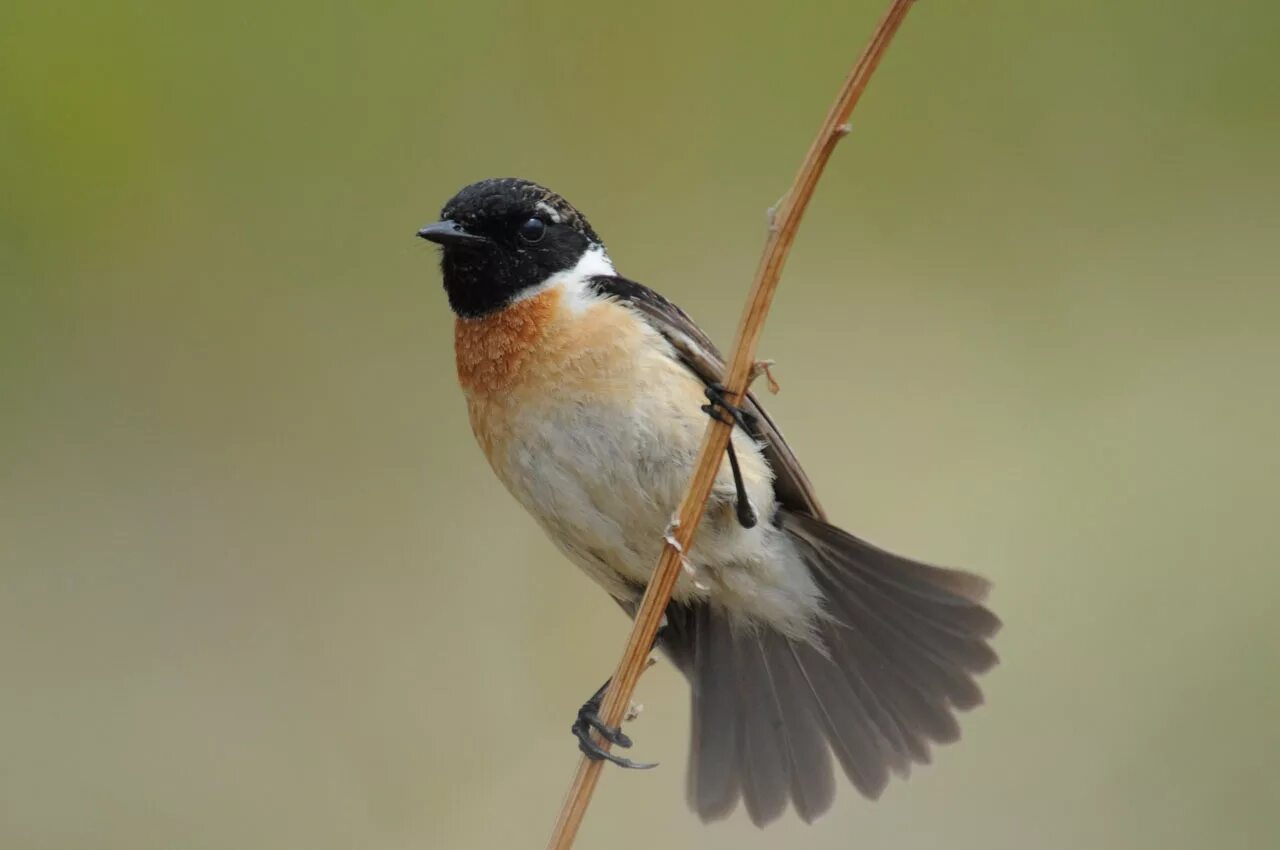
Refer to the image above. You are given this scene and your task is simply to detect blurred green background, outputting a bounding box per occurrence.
[3,1,1278,848]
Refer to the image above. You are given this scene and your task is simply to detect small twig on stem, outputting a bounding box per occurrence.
[752,359,782,394]
[545,1,919,847]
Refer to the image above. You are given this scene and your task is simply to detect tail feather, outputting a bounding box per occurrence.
[813,560,987,714]
[788,638,902,796]
[687,604,740,820]
[760,630,835,823]
[681,607,837,825]
[734,632,791,825]
[662,509,1000,826]
[789,511,997,715]
[795,514,1000,643]
[814,607,942,763]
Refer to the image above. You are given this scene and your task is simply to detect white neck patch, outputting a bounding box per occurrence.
[512,243,616,313]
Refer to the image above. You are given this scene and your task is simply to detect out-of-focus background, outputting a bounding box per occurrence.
[3,1,1278,848]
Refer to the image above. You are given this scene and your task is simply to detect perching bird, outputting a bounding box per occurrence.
[418,177,999,826]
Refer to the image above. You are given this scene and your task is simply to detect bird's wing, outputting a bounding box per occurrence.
[588,275,826,520]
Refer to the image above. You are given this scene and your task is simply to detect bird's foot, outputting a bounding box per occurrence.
[571,680,657,770]
[700,384,759,528]
[701,383,757,431]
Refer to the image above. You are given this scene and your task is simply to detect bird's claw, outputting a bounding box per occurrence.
[701,384,759,528]
[702,383,757,431]
[571,685,657,770]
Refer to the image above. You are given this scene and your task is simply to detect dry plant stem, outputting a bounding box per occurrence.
[545,1,918,847]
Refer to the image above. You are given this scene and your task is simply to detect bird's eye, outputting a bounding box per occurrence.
[517,217,546,243]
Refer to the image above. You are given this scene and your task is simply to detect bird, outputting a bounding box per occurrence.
[417,177,1000,827]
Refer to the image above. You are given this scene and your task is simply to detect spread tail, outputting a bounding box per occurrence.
[660,510,1000,826]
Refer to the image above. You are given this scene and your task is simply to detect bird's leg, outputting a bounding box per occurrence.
[701,383,760,529]
[570,636,663,770]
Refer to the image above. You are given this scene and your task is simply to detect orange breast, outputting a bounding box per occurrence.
[454,287,558,396]
[454,286,659,469]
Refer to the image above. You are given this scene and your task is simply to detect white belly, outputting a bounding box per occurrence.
[497,353,777,602]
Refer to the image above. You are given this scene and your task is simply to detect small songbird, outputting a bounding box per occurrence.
[418,177,999,826]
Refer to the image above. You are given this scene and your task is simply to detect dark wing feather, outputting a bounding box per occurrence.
[588,275,825,519]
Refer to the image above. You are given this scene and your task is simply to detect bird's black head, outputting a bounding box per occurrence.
[418,178,608,318]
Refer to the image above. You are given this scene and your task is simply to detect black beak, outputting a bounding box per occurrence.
[416,220,489,247]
